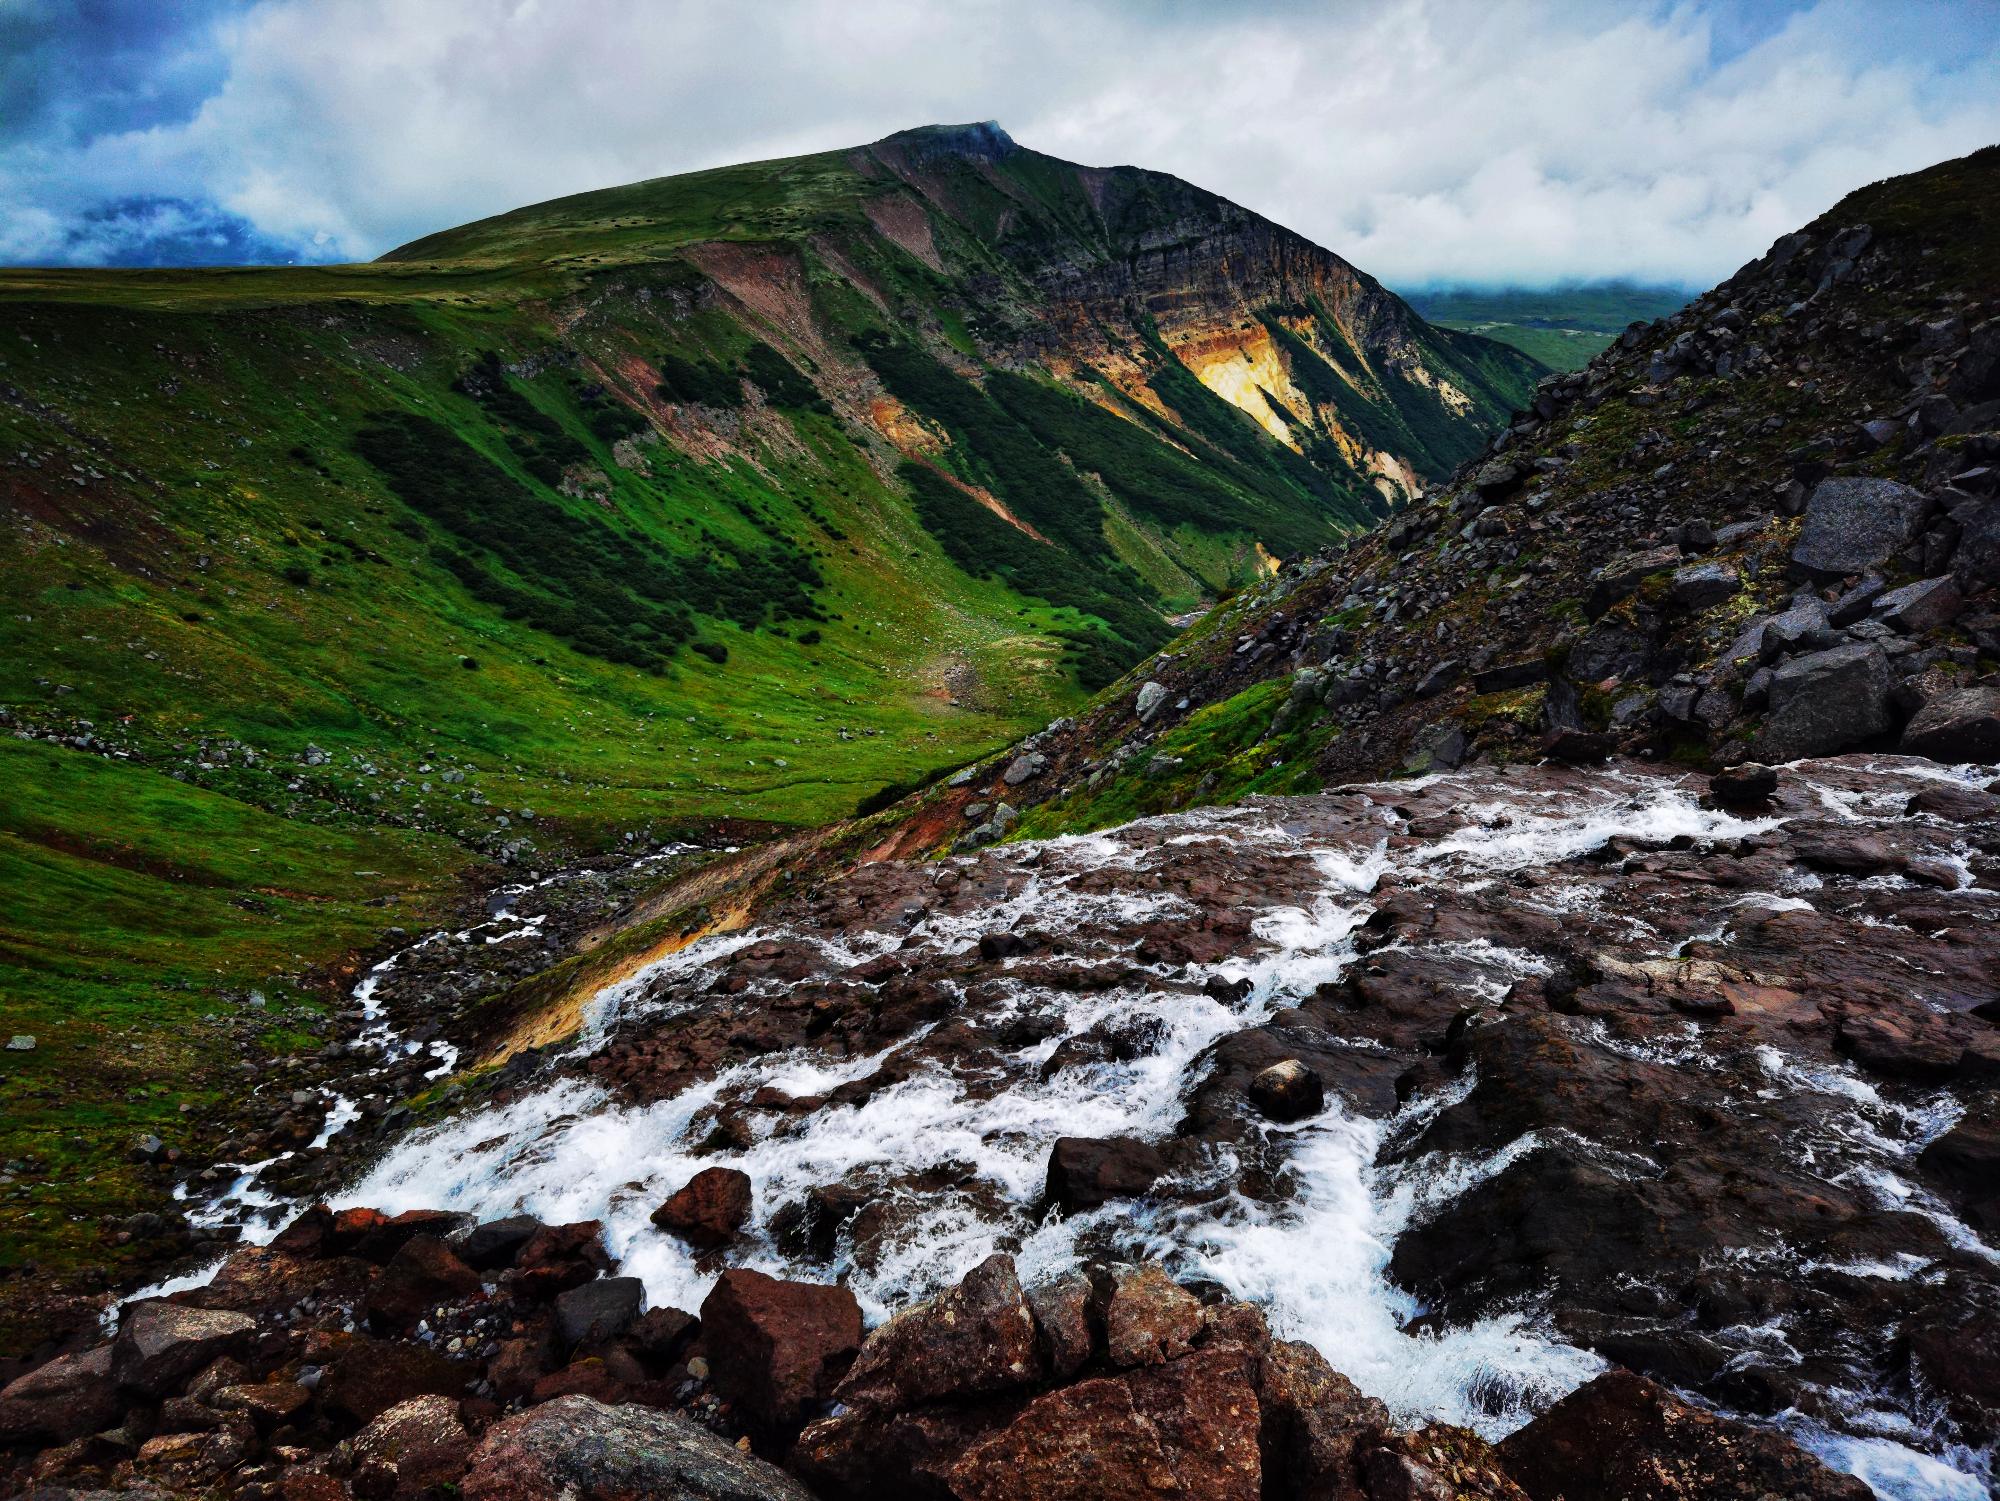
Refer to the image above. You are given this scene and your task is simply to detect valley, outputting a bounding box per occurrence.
[2,126,1998,1501]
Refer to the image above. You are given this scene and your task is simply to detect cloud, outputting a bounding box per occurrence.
[2,0,1997,287]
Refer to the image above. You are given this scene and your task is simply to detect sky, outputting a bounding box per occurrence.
[2,0,1997,290]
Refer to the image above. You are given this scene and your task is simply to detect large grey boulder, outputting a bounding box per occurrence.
[1791,477,1929,576]
[462,1395,814,1501]
[1134,681,1169,722]
[1757,642,1893,761]
[1900,686,2000,763]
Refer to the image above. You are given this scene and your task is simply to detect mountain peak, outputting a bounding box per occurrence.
[875,120,1018,163]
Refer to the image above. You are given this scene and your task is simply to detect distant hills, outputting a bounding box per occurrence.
[1405,282,1691,370]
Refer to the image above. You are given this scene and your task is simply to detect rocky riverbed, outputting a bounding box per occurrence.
[8,752,1994,1499]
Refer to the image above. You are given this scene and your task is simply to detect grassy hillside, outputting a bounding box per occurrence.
[0,123,1539,1309]
[1404,283,1691,371]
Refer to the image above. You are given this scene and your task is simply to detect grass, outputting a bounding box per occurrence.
[0,121,1547,1325]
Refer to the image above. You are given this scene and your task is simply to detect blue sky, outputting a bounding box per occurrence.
[3,0,1997,288]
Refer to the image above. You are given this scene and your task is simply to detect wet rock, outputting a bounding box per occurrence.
[511,1220,612,1298]
[1044,1136,1168,1212]
[112,1301,256,1398]
[1905,782,2000,821]
[0,1346,120,1443]
[556,1276,646,1351]
[1497,1368,1871,1500]
[947,1345,1262,1501]
[698,1268,861,1445]
[1541,727,1614,763]
[1756,642,1892,761]
[364,1235,480,1331]
[651,1165,754,1249]
[1917,1112,2000,1232]
[1104,1264,1204,1369]
[1247,1058,1325,1122]
[1900,686,2000,762]
[1790,476,1929,577]
[1708,763,1778,806]
[462,1394,814,1501]
[350,1394,474,1501]
[1836,1013,1965,1080]
[836,1253,1043,1410]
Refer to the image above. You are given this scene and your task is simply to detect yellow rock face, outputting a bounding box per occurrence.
[1179,327,1302,447]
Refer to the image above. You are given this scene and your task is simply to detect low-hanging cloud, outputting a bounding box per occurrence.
[2,0,1997,288]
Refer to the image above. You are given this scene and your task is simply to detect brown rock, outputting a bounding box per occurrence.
[0,1345,121,1443]
[836,1253,1043,1410]
[111,1301,257,1398]
[947,1345,1261,1501]
[318,1334,471,1426]
[1497,1368,1871,1500]
[350,1393,474,1501]
[698,1268,861,1445]
[651,1165,755,1248]
[1247,1058,1326,1122]
[1255,1337,1391,1498]
[1044,1136,1168,1213]
[510,1220,612,1299]
[364,1235,481,1331]
[1024,1270,1096,1380]
[212,1380,312,1425]
[462,1394,814,1501]
[1103,1263,1203,1369]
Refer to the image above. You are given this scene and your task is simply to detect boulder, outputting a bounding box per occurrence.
[462,1394,815,1501]
[112,1302,256,1398]
[1002,753,1047,787]
[1758,597,1838,661]
[1900,686,2000,762]
[1497,1368,1871,1500]
[1872,575,1963,633]
[698,1268,861,1444]
[1790,477,1929,576]
[835,1253,1043,1411]
[1103,1264,1204,1369]
[1708,764,1778,807]
[946,1345,1262,1501]
[511,1220,612,1298]
[1254,1337,1392,1495]
[1756,642,1892,761]
[1669,562,1739,611]
[1246,1058,1325,1122]
[0,1345,121,1443]
[318,1335,471,1426]
[1135,681,1169,722]
[1918,1113,2000,1233]
[1024,1271,1096,1380]
[651,1166,754,1249]
[363,1235,481,1331]
[457,1214,544,1270]
[555,1276,646,1350]
[350,1394,474,1501]
[1044,1136,1168,1213]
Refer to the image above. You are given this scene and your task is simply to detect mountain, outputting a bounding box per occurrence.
[2,143,1998,1501]
[1404,281,1692,371]
[953,145,2000,841]
[0,124,1538,1332]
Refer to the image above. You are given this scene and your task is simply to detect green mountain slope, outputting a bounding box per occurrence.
[0,123,1538,1300]
[1406,282,1691,371]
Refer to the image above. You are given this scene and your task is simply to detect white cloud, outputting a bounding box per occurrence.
[6,0,1998,286]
